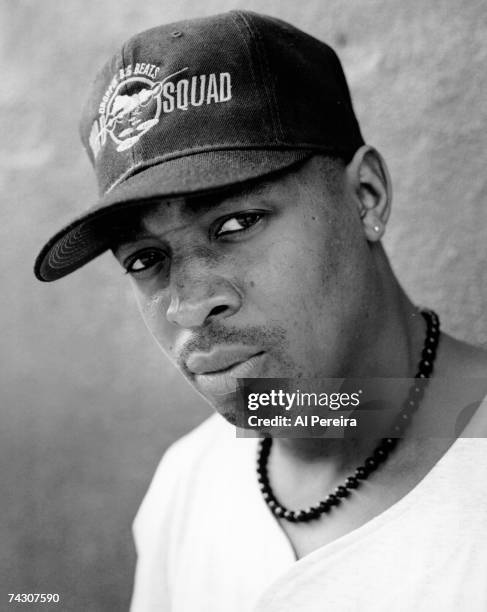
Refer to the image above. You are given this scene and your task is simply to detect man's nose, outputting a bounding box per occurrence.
[165,269,242,329]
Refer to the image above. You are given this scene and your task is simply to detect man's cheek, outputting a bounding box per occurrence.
[134,289,163,327]
[249,242,305,288]
[133,289,175,349]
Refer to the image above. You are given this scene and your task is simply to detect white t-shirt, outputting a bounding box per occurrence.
[130,406,487,612]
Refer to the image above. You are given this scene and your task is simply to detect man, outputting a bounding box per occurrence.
[34,11,487,612]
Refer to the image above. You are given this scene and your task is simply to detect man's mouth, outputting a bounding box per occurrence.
[186,348,266,397]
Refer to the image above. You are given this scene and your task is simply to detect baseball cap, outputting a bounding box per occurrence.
[34,10,364,282]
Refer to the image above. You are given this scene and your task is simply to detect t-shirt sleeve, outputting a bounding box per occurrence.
[129,442,182,612]
[129,415,226,611]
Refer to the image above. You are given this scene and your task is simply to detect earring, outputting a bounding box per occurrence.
[373,224,381,233]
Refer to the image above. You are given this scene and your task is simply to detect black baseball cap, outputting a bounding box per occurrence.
[34,10,364,282]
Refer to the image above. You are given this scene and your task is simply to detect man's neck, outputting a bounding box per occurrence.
[273,256,428,470]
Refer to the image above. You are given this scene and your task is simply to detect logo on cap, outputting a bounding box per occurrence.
[88,63,233,158]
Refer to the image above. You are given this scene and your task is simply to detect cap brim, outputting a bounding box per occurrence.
[34,149,313,282]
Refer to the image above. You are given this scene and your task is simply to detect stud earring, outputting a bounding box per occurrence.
[373,224,381,233]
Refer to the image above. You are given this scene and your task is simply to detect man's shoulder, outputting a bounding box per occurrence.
[132,414,235,546]
[141,414,255,498]
[140,413,239,505]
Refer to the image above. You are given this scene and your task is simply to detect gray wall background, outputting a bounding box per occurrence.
[2,0,486,610]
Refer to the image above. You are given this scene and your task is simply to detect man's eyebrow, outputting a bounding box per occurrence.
[110,227,151,248]
[185,180,272,213]
[106,179,273,250]
[103,211,153,251]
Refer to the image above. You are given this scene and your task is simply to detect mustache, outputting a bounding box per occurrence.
[176,323,288,373]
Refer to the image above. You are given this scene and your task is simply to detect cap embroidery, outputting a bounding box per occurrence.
[88,65,232,158]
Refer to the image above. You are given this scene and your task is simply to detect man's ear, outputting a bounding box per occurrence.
[346,145,392,242]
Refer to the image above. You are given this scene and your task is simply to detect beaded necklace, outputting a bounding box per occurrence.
[256,309,440,523]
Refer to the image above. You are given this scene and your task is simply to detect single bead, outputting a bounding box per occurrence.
[346,476,360,489]
[412,389,425,400]
[356,466,368,479]
[274,507,285,518]
[306,507,321,519]
[295,510,308,522]
[373,448,387,463]
[319,500,332,513]
[336,486,349,498]
[405,400,417,413]
[328,494,341,506]
[392,423,406,435]
[284,510,296,522]
[365,457,377,470]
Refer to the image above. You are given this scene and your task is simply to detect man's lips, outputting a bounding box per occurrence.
[186,346,264,375]
[185,348,267,399]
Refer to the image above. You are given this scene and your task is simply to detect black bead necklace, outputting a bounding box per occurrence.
[256,309,440,523]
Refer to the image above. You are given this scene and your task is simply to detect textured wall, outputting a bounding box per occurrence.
[2,0,486,610]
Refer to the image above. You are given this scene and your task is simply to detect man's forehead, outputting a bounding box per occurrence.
[108,176,278,246]
[108,155,339,244]
[157,180,273,216]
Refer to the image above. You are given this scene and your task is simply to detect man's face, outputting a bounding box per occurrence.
[113,157,374,423]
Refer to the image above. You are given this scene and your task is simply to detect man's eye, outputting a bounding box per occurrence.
[124,249,166,275]
[215,212,264,237]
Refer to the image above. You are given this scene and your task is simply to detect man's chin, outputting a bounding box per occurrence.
[217,409,239,427]
[208,395,246,428]
[193,385,243,425]
[193,388,255,430]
